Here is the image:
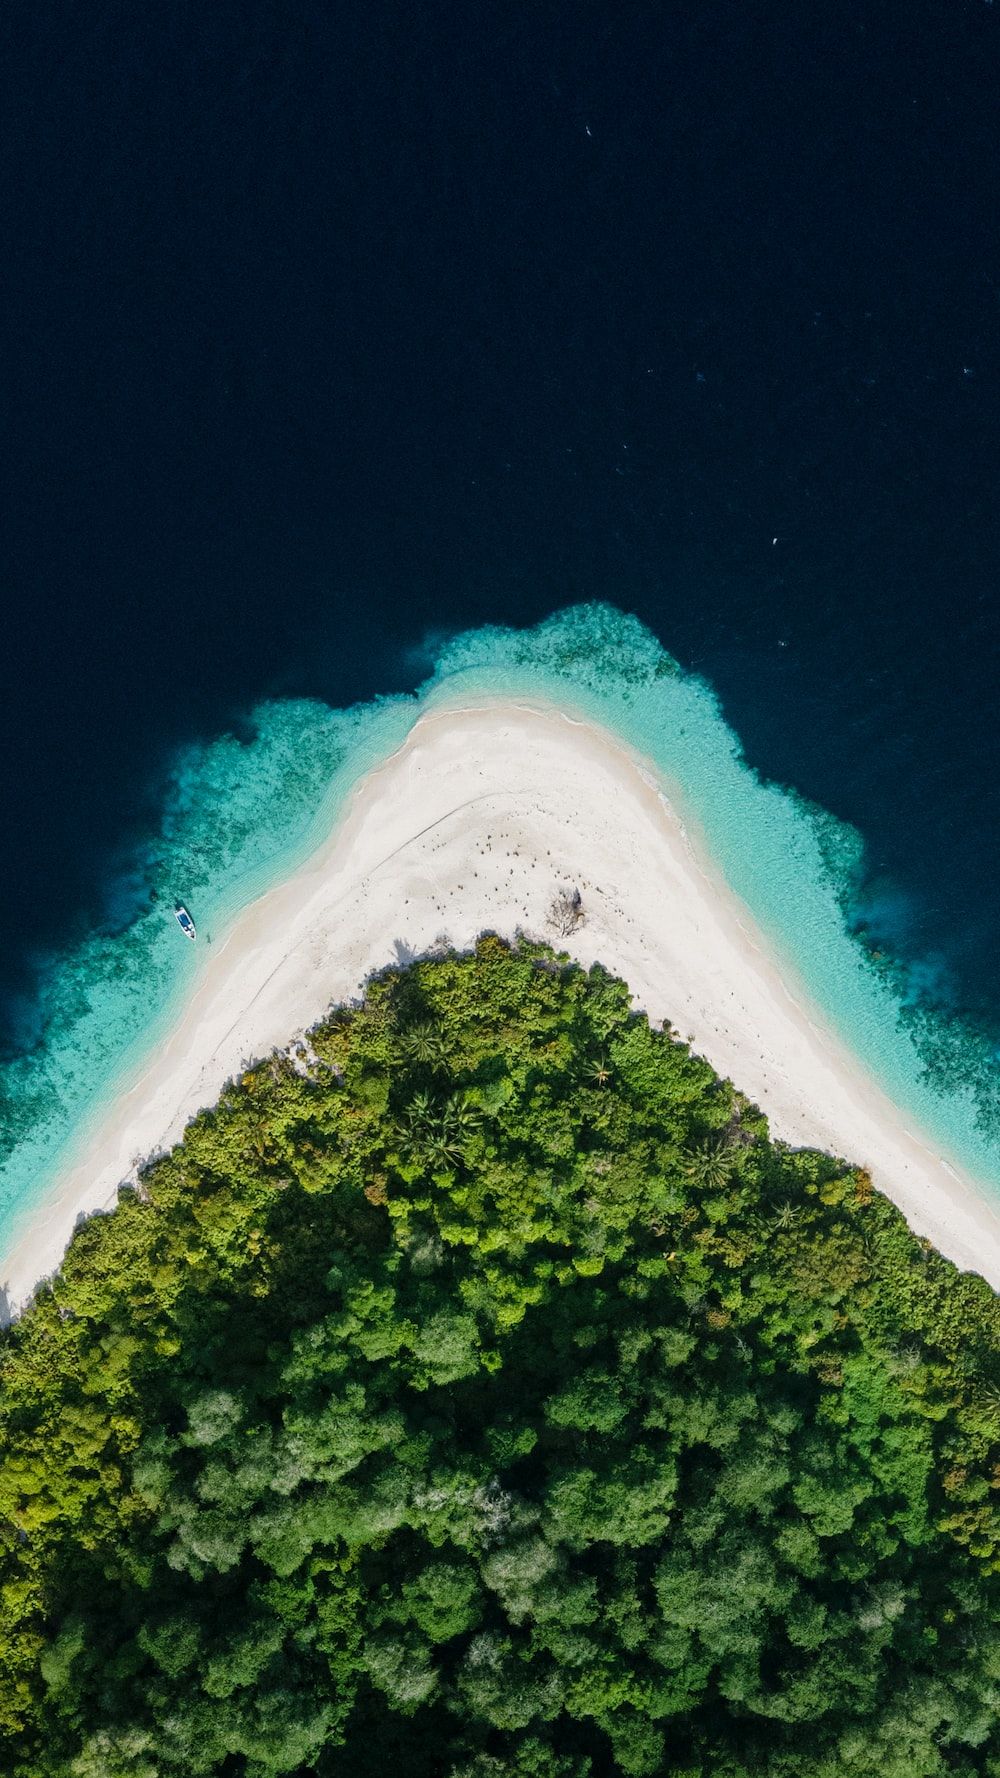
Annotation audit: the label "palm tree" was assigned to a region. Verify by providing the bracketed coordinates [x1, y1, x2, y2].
[240, 1106, 272, 1164]
[397, 1089, 434, 1165]
[406, 1088, 435, 1128]
[681, 1135, 732, 1193]
[587, 1053, 612, 1088]
[768, 1196, 804, 1232]
[404, 1022, 450, 1071]
[441, 1091, 483, 1140]
[973, 1374, 1000, 1416]
[398, 1090, 481, 1172]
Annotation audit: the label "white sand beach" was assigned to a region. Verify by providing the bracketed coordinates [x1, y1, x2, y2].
[5, 700, 1000, 1314]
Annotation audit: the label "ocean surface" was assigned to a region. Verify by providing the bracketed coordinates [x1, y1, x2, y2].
[2, 7, 1000, 1252]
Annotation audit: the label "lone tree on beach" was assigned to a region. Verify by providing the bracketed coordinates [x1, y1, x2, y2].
[549, 884, 585, 937]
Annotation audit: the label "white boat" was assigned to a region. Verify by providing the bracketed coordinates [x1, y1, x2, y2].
[173, 902, 196, 941]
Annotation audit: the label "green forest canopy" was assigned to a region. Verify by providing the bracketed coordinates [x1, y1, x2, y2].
[2, 937, 1000, 1777]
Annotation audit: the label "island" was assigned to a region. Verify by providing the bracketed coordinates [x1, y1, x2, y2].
[3, 699, 1000, 1776]
[2, 939, 1000, 1774]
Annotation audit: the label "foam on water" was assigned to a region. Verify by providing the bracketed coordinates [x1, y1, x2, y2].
[2, 602, 998, 1265]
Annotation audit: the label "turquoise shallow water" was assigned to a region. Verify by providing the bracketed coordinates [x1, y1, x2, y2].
[2, 602, 999, 1268]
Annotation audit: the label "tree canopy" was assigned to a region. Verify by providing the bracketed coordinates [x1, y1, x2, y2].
[2, 936, 1000, 1777]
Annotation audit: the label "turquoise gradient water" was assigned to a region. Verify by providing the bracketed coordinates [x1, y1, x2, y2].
[2, 603, 998, 1269]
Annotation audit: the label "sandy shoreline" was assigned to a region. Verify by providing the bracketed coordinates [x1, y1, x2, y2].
[4, 699, 1000, 1315]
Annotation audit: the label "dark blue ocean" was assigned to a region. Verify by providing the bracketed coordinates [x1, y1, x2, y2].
[2, 4, 999, 1114]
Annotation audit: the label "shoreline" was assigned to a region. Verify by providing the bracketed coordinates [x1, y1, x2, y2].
[4, 698, 1000, 1316]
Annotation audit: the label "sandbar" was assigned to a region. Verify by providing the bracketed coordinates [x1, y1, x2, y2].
[4, 700, 1000, 1315]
